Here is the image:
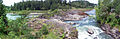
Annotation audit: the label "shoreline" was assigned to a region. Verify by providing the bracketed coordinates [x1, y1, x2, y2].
[99, 24, 120, 39]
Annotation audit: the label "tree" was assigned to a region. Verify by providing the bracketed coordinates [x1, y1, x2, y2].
[0, 0, 8, 33]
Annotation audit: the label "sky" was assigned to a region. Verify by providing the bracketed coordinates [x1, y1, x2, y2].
[3, 0, 98, 6]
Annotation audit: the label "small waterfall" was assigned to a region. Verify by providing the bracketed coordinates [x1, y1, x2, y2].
[64, 9, 112, 39]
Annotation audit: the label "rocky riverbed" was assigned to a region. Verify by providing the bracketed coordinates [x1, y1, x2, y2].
[50, 10, 89, 21]
[7, 9, 118, 39]
[26, 9, 90, 39]
[100, 24, 120, 39]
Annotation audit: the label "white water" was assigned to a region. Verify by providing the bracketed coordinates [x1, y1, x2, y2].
[6, 13, 21, 20]
[64, 9, 112, 39]
[6, 13, 39, 20]
[6, 9, 113, 39]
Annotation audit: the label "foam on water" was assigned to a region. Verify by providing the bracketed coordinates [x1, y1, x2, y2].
[6, 13, 21, 20]
[64, 9, 112, 39]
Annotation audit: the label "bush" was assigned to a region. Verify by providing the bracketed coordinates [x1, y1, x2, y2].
[115, 4, 120, 15]
[0, 0, 8, 33]
[96, 0, 120, 29]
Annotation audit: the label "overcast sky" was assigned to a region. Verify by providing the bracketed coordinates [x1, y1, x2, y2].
[3, 0, 98, 6]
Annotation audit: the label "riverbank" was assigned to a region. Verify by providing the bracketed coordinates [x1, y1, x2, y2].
[6, 8, 103, 39]
[26, 9, 91, 39]
[65, 9, 112, 39]
[25, 9, 93, 39]
[35, 9, 113, 39]
[100, 24, 120, 39]
[96, 0, 120, 39]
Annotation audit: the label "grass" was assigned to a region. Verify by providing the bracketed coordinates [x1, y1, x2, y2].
[71, 7, 93, 12]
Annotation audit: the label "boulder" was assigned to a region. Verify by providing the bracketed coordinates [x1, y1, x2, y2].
[100, 24, 120, 39]
[77, 12, 89, 16]
[87, 28, 94, 35]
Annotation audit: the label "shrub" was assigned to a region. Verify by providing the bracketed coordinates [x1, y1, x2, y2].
[115, 4, 120, 15]
[96, 0, 120, 29]
[0, 0, 8, 33]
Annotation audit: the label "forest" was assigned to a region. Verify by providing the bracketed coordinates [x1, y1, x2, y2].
[10, 0, 96, 10]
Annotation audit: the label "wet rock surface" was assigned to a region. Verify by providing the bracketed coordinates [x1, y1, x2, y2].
[51, 10, 89, 21]
[87, 28, 94, 35]
[100, 24, 120, 39]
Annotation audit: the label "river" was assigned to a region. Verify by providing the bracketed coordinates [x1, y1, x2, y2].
[6, 13, 41, 20]
[6, 9, 113, 39]
[64, 9, 113, 39]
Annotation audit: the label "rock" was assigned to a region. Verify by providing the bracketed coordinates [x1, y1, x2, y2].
[50, 9, 88, 21]
[77, 12, 89, 16]
[69, 22, 76, 25]
[63, 14, 84, 21]
[87, 28, 94, 35]
[115, 15, 119, 19]
[101, 26, 106, 31]
[100, 24, 120, 39]
[34, 26, 41, 29]
[104, 24, 111, 30]
[111, 27, 119, 33]
[94, 37, 98, 39]
[116, 31, 120, 35]
[102, 24, 111, 33]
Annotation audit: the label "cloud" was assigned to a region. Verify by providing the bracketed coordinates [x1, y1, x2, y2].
[87, 0, 98, 4]
[3, 0, 22, 6]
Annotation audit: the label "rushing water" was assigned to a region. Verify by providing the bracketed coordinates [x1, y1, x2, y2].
[64, 9, 113, 39]
[6, 13, 40, 20]
[6, 13, 21, 20]
[6, 10, 113, 39]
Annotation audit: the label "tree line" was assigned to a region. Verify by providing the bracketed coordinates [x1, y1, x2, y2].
[11, 0, 96, 11]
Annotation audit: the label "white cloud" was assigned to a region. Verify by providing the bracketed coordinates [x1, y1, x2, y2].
[67, 0, 98, 4]
[3, 0, 22, 6]
[87, 0, 98, 4]
[3, 0, 98, 6]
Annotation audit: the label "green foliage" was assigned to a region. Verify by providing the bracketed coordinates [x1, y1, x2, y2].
[26, 23, 65, 39]
[70, 1, 96, 8]
[0, 17, 32, 39]
[45, 32, 61, 39]
[42, 9, 59, 18]
[96, 0, 120, 29]
[115, 4, 120, 14]
[36, 24, 48, 37]
[11, 0, 71, 11]
[11, 0, 96, 11]
[0, 0, 8, 33]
